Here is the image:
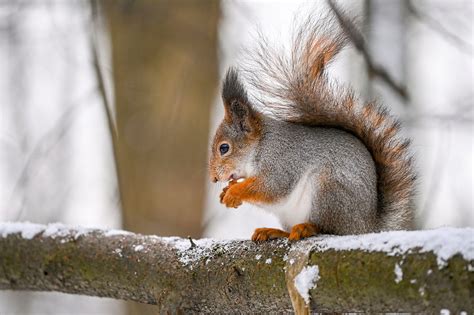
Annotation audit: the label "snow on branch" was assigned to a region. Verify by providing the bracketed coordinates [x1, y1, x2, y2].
[0, 222, 472, 313]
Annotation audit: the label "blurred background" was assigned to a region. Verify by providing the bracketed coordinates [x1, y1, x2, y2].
[0, 0, 472, 314]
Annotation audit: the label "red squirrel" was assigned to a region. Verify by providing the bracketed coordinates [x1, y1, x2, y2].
[209, 14, 416, 241]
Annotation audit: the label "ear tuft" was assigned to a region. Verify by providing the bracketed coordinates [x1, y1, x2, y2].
[221, 67, 261, 136]
[222, 67, 248, 104]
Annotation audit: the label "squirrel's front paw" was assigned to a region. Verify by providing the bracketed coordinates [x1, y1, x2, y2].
[222, 192, 242, 208]
[220, 180, 241, 208]
[221, 188, 243, 208]
[219, 186, 229, 204]
[219, 180, 238, 203]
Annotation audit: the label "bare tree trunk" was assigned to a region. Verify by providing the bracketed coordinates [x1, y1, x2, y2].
[103, 0, 219, 237]
[1, 223, 472, 313]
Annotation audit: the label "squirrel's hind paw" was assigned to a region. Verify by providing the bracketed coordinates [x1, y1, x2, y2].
[251, 228, 289, 242]
[288, 223, 320, 241]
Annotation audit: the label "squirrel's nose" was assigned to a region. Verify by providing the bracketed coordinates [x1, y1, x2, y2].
[212, 177, 218, 183]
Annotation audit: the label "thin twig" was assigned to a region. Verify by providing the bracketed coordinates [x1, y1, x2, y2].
[89, 0, 123, 211]
[327, 0, 409, 101]
[418, 125, 451, 227]
[407, 0, 473, 56]
[187, 235, 197, 249]
[10, 92, 94, 221]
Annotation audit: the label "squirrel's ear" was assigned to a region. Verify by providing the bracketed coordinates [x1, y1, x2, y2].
[222, 68, 261, 135]
[226, 99, 261, 134]
[222, 67, 248, 106]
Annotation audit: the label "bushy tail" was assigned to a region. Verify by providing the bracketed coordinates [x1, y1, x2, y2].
[243, 11, 416, 230]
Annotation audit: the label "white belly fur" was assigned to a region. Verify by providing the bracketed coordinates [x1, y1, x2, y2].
[258, 171, 315, 230]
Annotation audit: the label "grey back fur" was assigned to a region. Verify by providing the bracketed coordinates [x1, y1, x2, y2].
[256, 117, 378, 234]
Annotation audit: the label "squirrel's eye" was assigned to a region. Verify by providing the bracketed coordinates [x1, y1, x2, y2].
[219, 143, 230, 155]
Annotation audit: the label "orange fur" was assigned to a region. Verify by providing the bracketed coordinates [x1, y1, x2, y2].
[306, 37, 340, 78]
[221, 177, 276, 208]
[219, 180, 238, 203]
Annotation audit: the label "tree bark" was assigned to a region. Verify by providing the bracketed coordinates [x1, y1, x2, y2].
[0, 223, 472, 313]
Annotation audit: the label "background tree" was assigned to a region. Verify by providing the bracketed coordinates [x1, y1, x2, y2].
[103, 1, 220, 314]
[104, 0, 219, 238]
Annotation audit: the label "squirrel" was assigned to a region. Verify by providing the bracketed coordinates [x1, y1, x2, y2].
[209, 13, 416, 242]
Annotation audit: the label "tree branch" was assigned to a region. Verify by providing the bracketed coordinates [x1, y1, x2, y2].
[0, 223, 472, 313]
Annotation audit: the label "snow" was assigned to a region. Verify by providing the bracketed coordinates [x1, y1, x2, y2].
[103, 230, 132, 237]
[308, 227, 474, 268]
[294, 265, 320, 304]
[133, 245, 144, 252]
[394, 263, 403, 284]
[418, 286, 425, 297]
[0, 222, 44, 239]
[113, 248, 123, 257]
[42, 223, 69, 238]
[161, 237, 236, 267]
[255, 254, 262, 260]
[265, 258, 272, 264]
[0, 222, 138, 241]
